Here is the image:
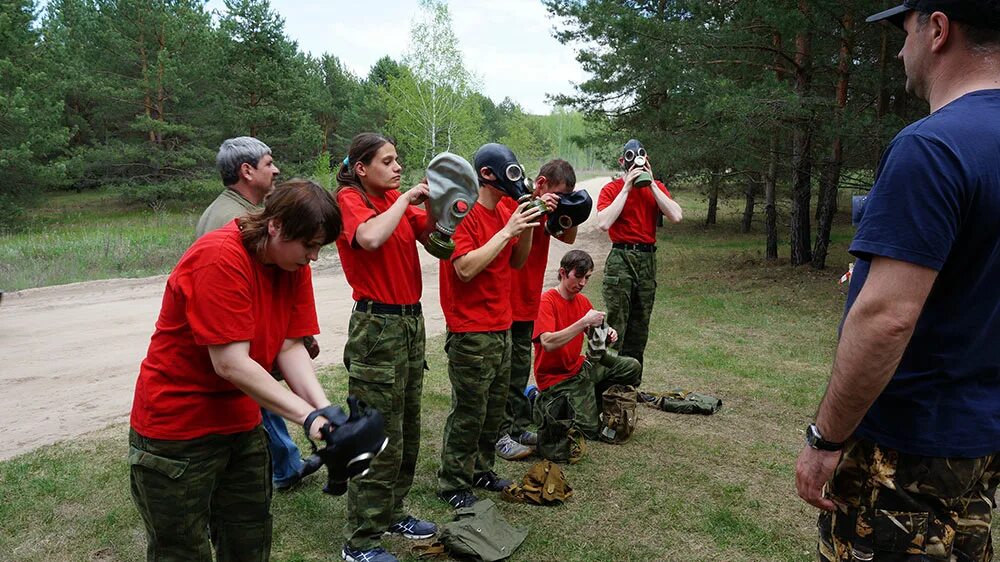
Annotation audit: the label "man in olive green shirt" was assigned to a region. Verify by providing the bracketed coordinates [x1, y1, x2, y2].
[196, 136, 280, 237]
[196, 137, 322, 490]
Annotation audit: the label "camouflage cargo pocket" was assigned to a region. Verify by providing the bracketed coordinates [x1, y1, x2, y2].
[128, 445, 189, 480]
[871, 510, 930, 554]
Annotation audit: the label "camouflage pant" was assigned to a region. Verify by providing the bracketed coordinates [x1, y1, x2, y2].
[602, 247, 656, 368]
[500, 320, 534, 438]
[343, 310, 425, 550]
[438, 330, 511, 494]
[129, 426, 272, 562]
[818, 438, 999, 561]
[537, 353, 641, 440]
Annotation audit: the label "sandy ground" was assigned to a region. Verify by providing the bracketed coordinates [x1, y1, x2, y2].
[0, 177, 613, 460]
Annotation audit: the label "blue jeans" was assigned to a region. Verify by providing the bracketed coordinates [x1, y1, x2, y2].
[260, 408, 304, 486]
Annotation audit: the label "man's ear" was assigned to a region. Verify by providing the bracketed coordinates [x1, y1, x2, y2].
[929, 11, 951, 53]
[480, 167, 496, 181]
[534, 175, 548, 195]
[240, 161, 255, 183]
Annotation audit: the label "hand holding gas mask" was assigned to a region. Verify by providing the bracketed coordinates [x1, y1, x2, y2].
[620, 139, 653, 188]
[425, 152, 479, 260]
[474, 143, 548, 214]
[545, 190, 593, 237]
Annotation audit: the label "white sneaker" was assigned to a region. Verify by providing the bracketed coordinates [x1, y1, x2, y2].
[495, 433, 534, 461]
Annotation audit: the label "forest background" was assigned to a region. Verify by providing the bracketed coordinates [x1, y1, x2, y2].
[2, 0, 928, 282]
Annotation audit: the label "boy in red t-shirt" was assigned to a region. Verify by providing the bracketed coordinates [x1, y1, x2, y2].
[596, 139, 683, 368]
[495, 159, 581, 461]
[532, 249, 641, 439]
[437, 143, 543, 509]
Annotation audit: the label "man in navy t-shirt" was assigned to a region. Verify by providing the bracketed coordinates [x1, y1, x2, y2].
[795, 2, 1000, 560]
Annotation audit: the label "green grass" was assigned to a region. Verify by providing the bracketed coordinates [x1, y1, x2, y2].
[2, 193, 993, 561]
[0, 183, 216, 290]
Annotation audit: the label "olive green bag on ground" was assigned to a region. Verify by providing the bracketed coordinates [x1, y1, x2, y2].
[599, 384, 639, 443]
[638, 389, 723, 415]
[438, 499, 528, 561]
[535, 393, 586, 464]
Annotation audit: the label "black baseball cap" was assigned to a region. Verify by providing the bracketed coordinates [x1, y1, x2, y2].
[867, 0, 1000, 30]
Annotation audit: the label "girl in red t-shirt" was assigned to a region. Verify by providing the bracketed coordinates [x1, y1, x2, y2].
[129, 180, 343, 560]
[334, 133, 438, 562]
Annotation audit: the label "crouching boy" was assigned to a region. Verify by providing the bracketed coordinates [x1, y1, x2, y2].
[532, 250, 641, 439]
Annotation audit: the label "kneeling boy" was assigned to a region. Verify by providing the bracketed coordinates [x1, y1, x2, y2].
[532, 250, 641, 439]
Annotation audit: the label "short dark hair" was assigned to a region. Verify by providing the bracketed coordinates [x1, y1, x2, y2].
[239, 179, 342, 258]
[559, 249, 594, 279]
[916, 10, 1000, 51]
[538, 159, 576, 190]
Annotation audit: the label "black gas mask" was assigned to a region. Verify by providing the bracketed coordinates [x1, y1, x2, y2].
[620, 139, 653, 188]
[474, 143, 531, 201]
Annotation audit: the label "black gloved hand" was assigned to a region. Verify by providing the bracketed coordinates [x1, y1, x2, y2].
[303, 396, 388, 496]
[545, 190, 593, 236]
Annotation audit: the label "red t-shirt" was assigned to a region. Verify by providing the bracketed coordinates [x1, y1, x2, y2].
[531, 289, 591, 391]
[439, 201, 516, 332]
[336, 187, 428, 304]
[130, 221, 320, 440]
[499, 198, 551, 322]
[596, 177, 672, 244]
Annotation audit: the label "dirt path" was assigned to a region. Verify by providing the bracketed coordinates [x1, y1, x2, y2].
[0, 177, 612, 460]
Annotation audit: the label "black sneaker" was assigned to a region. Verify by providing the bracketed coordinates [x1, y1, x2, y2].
[438, 490, 479, 509]
[473, 471, 513, 492]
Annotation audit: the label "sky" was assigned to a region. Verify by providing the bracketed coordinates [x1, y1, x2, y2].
[203, 0, 590, 115]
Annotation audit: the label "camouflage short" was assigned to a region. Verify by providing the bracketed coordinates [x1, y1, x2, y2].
[602, 247, 656, 368]
[537, 353, 641, 440]
[129, 426, 272, 562]
[818, 437, 999, 561]
[438, 330, 511, 494]
[342, 310, 426, 550]
[500, 320, 534, 437]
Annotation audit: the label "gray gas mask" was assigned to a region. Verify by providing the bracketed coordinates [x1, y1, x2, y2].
[425, 152, 479, 260]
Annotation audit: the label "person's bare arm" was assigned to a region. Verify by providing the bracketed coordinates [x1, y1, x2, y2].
[597, 169, 640, 231]
[795, 257, 937, 510]
[208, 341, 330, 437]
[538, 309, 605, 351]
[354, 184, 430, 250]
[453, 201, 542, 282]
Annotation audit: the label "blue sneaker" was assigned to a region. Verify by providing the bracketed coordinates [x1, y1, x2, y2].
[342, 545, 398, 562]
[385, 515, 437, 539]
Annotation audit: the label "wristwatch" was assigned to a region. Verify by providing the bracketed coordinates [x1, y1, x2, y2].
[805, 423, 844, 452]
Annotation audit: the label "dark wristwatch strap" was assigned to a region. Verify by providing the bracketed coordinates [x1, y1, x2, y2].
[806, 423, 845, 451]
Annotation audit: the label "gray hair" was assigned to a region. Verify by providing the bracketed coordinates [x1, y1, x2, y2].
[217, 136, 271, 186]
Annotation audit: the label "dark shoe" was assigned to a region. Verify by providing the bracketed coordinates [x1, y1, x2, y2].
[342, 545, 398, 562]
[385, 515, 437, 539]
[514, 430, 538, 447]
[438, 490, 479, 509]
[473, 470, 513, 492]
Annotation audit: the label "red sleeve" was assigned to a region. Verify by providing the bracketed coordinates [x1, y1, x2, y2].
[186, 257, 255, 346]
[532, 294, 557, 342]
[338, 189, 377, 247]
[450, 209, 479, 262]
[286, 266, 319, 338]
[597, 180, 621, 211]
[655, 180, 672, 199]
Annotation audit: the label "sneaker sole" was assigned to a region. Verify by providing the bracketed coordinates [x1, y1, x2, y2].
[383, 530, 436, 540]
[496, 447, 534, 461]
